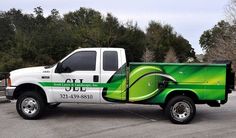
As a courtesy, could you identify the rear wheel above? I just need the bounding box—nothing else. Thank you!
[165,95,196,124]
[16,91,45,119]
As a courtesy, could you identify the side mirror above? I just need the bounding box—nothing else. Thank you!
[55,62,64,73]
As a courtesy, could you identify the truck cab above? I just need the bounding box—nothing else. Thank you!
[6,48,127,103]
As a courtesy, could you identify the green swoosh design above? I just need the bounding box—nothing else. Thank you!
[102,65,171,102]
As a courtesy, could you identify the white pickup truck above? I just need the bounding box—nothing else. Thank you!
[5,48,235,124]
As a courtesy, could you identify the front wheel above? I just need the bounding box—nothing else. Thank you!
[16,91,45,120]
[165,96,196,124]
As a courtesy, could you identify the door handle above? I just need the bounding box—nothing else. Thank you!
[93,75,99,82]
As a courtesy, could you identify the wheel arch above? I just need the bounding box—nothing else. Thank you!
[13,83,48,103]
[165,90,199,104]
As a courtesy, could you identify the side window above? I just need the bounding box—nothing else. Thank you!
[62,51,96,72]
[103,51,118,71]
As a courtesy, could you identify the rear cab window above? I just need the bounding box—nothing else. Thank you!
[103,51,118,71]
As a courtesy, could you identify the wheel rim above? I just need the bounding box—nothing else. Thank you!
[21,97,39,116]
[171,101,191,122]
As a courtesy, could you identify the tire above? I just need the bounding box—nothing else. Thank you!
[16,91,45,120]
[47,103,60,109]
[165,95,196,124]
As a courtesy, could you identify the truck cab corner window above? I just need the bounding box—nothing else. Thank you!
[103,51,118,71]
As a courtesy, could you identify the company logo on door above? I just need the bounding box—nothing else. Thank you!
[65,79,86,92]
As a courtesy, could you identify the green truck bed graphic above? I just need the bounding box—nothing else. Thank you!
[102,63,228,104]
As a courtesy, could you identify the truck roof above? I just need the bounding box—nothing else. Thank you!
[74,47,125,52]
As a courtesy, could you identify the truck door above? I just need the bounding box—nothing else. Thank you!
[51,49,101,103]
[100,49,126,103]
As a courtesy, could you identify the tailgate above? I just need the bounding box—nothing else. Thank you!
[226,62,235,93]
[218,61,235,104]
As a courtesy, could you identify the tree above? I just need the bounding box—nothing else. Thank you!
[200,20,236,72]
[64,8,146,62]
[164,47,178,63]
[0,7,195,72]
[146,21,195,62]
[141,48,155,62]
[0,17,15,52]
[34,6,43,16]
[200,20,231,52]
[116,23,146,62]
[226,0,236,24]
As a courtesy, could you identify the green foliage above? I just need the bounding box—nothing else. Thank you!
[0,8,195,72]
[0,16,15,52]
[199,20,236,72]
[200,20,231,52]
[146,21,195,62]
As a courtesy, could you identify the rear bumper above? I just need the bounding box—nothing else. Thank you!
[5,87,15,100]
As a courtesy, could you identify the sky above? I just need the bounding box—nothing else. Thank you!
[0,0,230,54]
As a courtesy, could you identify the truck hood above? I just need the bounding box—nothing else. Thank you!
[10,66,48,76]
[9,66,53,87]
